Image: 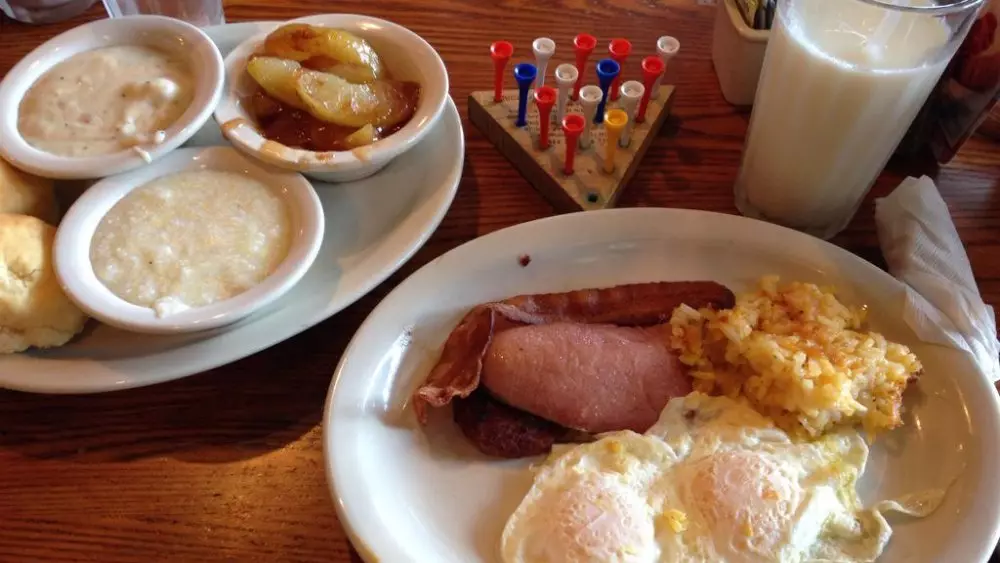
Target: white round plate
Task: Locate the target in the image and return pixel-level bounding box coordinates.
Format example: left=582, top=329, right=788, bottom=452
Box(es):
left=324, top=208, right=1000, bottom=563
left=0, top=23, right=463, bottom=393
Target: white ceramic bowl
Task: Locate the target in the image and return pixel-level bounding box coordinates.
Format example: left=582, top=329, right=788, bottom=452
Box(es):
left=0, top=15, right=224, bottom=181
left=213, top=14, right=449, bottom=183
left=53, top=146, right=325, bottom=335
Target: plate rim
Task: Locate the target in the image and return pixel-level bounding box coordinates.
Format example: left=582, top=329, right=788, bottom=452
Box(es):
left=0, top=19, right=464, bottom=393
left=322, top=206, right=1000, bottom=563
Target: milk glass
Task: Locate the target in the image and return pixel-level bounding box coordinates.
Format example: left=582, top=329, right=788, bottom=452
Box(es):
left=734, top=0, right=985, bottom=240
left=101, top=0, right=223, bottom=27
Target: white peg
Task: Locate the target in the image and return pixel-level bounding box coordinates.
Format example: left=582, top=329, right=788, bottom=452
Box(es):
left=578, top=85, right=603, bottom=149
left=652, top=36, right=680, bottom=100
left=618, top=80, right=644, bottom=147
left=532, top=37, right=555, bottom=88
left=554, top=63, right=578, bottom=124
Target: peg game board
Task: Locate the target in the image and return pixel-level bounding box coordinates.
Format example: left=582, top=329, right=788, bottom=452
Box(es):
left=468, top=84, right=676, bottom=213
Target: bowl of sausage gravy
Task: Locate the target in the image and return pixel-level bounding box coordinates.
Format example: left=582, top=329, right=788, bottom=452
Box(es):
left=0, top=15, right=223, bottom=180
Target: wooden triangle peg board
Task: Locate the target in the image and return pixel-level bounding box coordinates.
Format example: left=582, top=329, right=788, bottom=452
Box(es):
left=468, top=84, right=675, bottom=212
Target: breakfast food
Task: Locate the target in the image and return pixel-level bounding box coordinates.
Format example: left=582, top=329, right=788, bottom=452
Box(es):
left=485, top=278, right=928, bottom=559
left=243, top=23, right=420, bottom=151
left=482, top=323, right=692, bottom=433
left=669, top=276, right=922, bottom=438
left=90, top=170, right=292, bottom=317
left=263, top=23, right=385, bottom=83
left=452, top=387, right=588, bottom=458
left=0, top=158, right=57, bottom=224
left=0, top=214, right=87, bottom=354
left=501, top=393, right=944, bottom=563
left=413, top=281, right=737, bottom=457
left=416, top=275, right=925, bottom=459
left=18, top=45, right=193, bottom=158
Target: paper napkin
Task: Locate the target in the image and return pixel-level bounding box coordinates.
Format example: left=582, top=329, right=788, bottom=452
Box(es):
left=874, top=175, right=1000, bottom=383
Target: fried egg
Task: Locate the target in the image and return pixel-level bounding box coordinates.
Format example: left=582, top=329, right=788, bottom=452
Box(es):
left=500, top=393, right=944, bottom=563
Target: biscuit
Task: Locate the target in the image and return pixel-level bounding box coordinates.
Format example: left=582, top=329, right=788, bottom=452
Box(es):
left=0, top=158, right=58, bottom=224
left=0, top=214, right=87, bottom=354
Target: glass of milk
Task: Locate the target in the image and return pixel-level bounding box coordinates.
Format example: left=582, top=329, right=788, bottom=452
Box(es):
left=734, top=0, right=986, bottom=239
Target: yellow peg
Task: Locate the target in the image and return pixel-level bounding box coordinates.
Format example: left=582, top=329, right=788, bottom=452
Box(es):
left=603, top=109, right=628, bottom=174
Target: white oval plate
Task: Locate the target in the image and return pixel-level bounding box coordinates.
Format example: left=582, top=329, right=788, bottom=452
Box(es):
left=324, top=208, right=1000, bottom=563
left=0, top=23, right=463, bottom=393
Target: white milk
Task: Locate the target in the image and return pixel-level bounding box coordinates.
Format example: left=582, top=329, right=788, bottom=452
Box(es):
left=735, top=0, right=953, bottom=239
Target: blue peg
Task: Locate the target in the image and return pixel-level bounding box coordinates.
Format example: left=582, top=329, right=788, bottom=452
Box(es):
left=594, top=58, right=620, bottom=125
left=514, top=62, right=537, bottom=127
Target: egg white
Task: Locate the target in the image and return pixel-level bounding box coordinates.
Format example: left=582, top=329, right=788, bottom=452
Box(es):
left=500, top=393, right=945, bottom=563
left=501, top=432, right=673, bottom=563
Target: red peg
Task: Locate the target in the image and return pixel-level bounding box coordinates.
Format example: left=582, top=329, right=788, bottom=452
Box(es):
left=534, top=86, right=557, bottom=150
left=636, top=55, right=665, bottom=124
left=571, top=33, right=596, bottom=101
left=491, top=41, right=514, bottom=103
left=561, top=114, right=585, bottom=175
left=608, top=38, right=632, bottom=101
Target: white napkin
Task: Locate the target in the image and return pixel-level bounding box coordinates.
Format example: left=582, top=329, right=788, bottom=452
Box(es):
left=874, top=175, right=1000, bottom=383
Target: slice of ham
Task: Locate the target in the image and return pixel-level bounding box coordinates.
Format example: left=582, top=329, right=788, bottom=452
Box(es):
left=481, top=323, right=691, bottom=433
left=412, top=281, right=735, bottom=423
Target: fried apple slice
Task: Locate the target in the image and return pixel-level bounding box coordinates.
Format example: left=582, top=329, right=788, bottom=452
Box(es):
left=322, top=62, right=382, bottom=85
left=344, top=124, right=376, bottom=147
left=246, top=56, right=304, bottom=109
left=294, top=69, right=413, bottom=128
left=263, top=24, right=383, bottom=83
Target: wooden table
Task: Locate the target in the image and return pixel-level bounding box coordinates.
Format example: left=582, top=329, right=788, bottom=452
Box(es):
left=1, top=1, right=998, bottom=561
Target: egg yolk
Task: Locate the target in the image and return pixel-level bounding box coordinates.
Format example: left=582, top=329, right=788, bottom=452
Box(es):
left=658, top=509, right=689, bottom=533
left=507, top=473, right=658, bottom=563
left=685, top=452, right=801, bottom=561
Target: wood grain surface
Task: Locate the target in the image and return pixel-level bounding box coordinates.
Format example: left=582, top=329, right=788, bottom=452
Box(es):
left=2, top=1, right=999, bottom=561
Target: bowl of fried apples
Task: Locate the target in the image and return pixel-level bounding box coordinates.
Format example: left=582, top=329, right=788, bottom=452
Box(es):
left=213, top=15, right=449, bottom=183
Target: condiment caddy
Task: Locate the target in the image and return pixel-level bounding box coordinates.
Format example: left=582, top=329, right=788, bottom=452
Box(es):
left=711, top=0, right=769, bottom=106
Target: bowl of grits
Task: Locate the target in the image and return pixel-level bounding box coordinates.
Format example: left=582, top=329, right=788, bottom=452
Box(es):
left=213, top=14, right=449, bottom=183
left=0, top=15, right=224, bottom=180
left=52, top=146, right=324, bottom=335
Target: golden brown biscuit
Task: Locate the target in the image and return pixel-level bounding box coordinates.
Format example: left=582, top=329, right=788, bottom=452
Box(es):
left=0, top=158, right=58, bottom=224
left=0, top=214, right=87, bottom=353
